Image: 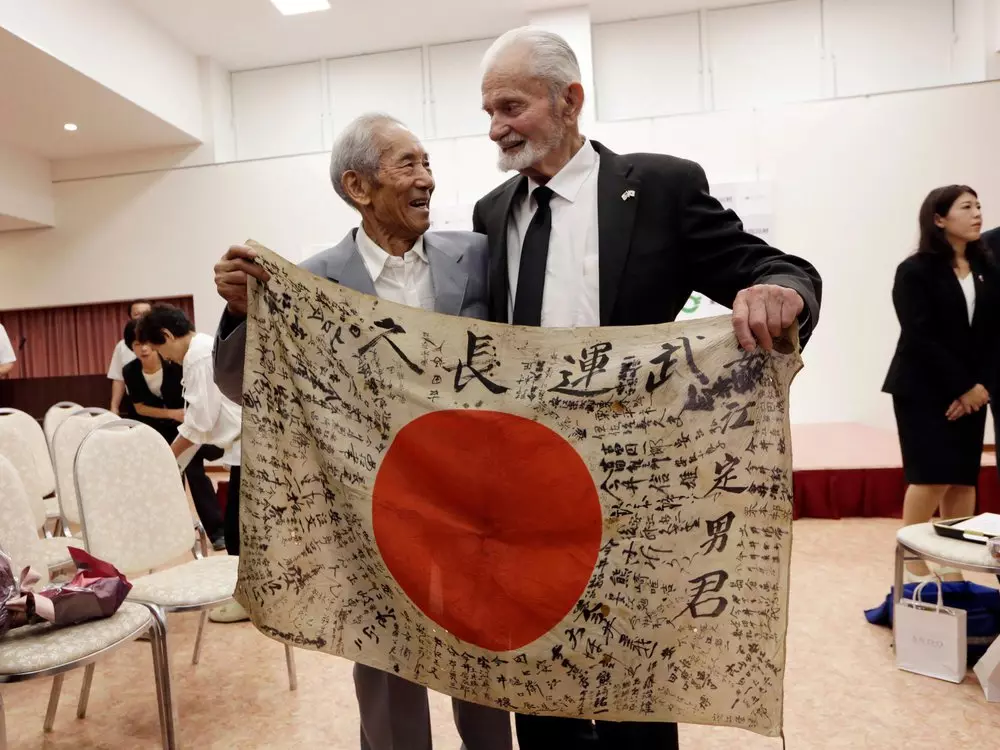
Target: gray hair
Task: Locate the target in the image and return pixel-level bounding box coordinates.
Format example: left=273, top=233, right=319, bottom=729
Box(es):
left=329, top=113, right=404, bottom=208
left=481, top=27, right=581, bottom=93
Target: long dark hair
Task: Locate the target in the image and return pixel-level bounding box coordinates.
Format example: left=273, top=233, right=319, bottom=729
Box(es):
left=917, top=185, right=984, bottom=264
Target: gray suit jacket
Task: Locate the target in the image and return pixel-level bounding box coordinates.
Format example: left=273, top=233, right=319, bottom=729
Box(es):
left=213, top=228, right=489, bottom=404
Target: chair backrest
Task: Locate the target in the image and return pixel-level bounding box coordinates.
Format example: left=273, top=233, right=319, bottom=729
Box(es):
left=0, top=455, right=51, bottom=586
left=75, top=420, right=195, bottom=576
left=42, top=401, right=83, bottom=450
left=0, top=419, right=46, bottom=531
left=43, top=401, right=82, bottom=449
left=53, top=409, right=118, bottom=524
left=0, top=408, right=56, bottom=496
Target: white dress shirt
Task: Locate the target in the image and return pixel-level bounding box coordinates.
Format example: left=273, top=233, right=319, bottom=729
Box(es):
left=507, top=139, right=601, bottom=327
left=959, top=272, right=976, bottom=325
left=107, top=339, right=136, bottom=381
left=356, top=224, right=435, bottom=312
left=178, top=332, right=242, bottom=466
left=0, top=324, right=15, bottom=365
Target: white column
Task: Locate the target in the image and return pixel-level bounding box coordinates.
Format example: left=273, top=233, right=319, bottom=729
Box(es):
left=198, top=57, right=236, bottom=163
left=527, top=6, right=596, bottom=128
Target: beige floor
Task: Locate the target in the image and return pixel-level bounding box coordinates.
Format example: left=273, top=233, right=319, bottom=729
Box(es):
left=3, top=518, right=1000, bottom=749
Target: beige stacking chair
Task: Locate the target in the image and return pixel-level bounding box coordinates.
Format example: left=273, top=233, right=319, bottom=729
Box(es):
left=0, top=427, right=82, bottom=575
left=0, top=409, right=61, bottom=532
left=0, top=452, right=82, bottom=580
left=0, top=456, right=176, bottom=749
left=73, top=421, right=296, bottom=724
left=51, top=408, right=118, bottom=534
left=43, top=402, right=81, bottom=450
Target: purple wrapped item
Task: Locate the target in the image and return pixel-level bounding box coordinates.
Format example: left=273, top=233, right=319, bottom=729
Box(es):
left=0, top=550, right=17, bottom=638
left=3, top=548, right=132, bottom=631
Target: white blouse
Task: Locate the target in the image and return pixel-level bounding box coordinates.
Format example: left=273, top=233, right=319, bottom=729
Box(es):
left=958, top=272, right=976, bottom=325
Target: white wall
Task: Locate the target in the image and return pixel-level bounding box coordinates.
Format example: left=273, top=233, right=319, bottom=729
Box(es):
left=2, top=81, right=999, bottom=430
left=0, top=0, right=204, bottom=139
left=221, top=0, right=993, bottom=163
left=0, top=143, right=53, bottom=229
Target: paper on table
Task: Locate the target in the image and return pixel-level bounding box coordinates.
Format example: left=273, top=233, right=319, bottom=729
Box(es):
left=952, top=513, right=1000, bottom=537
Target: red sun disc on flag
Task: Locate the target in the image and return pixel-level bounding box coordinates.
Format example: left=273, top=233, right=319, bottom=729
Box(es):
left=372, top=410, right=603, bottom=652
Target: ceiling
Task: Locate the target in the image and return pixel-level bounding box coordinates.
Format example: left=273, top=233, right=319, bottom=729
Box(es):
left=0, top=28, right=200, bottom=160
left=128, top=0, right=758, bottom=71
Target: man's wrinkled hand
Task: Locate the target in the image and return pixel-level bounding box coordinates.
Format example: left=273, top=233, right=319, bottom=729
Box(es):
left=214, top=245, right=271, bottom=317
left=732, top=284, right=804, bottom=352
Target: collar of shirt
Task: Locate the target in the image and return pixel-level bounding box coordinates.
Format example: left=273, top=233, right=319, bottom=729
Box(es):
left=356, top=224, right=428, bottom=282
left=526, top=138, right=599, bottom=205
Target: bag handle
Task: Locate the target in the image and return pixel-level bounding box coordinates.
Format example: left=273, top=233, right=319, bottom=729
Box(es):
left=911, top=574, right=945, bottom=611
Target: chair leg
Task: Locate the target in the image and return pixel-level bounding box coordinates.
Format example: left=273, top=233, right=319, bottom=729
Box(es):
left=77, top=663, right=96, bottom=719
left=1, top=687, right=7, bottom=750
left=192, top=610, right=208, bottom=665
left=284, top=644, right=298, bottom=692
left=43, top=674, right=65, bottom=732
left=148, top=626, right=168, bottom=749
left=148, top=608, right=178, bottom=750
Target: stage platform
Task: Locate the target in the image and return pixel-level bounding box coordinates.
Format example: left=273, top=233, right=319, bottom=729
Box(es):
left=791, top=423, right=999, bottom=519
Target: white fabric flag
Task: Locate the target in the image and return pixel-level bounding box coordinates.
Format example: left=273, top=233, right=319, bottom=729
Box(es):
left=236, top=243, right=802, bottom=737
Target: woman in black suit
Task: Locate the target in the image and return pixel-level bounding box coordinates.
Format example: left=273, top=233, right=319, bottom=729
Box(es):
left=883, top=185, right=997, bottom=581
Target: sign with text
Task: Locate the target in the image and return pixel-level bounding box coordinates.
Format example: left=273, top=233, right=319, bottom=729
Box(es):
left=236, top=244, right=801, bottom=737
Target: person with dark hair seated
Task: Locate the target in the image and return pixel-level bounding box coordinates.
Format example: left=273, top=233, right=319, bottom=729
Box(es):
left=136, top=304, right=245, bottom=622
left=108, top=299, right=152, bottom=416
left=122, top=320, right=226, bottom=550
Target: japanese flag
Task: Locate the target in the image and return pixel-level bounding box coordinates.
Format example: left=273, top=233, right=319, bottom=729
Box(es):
left=237, top=243, right=801, bottom=737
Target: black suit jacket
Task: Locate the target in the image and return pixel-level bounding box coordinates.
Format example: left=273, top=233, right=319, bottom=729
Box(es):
left=472, top=141, right=822, bottom=345
left=122, top=357, right=184, bottom=443
left=882, top=251, right=1000, bottom=403
left=984, top=227, right=1000, bottom=255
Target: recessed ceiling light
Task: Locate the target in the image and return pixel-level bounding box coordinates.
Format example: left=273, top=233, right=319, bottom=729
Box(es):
left=63, top=123, right=78, bottom=132
left=270, top=0, right=330, bottom=15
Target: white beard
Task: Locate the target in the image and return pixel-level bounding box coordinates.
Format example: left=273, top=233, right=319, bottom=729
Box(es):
left=496, top=124, right=566, bottom=173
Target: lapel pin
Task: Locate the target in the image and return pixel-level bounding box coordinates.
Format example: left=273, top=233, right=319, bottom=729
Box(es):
left=621, top=189, right=636, bottom=201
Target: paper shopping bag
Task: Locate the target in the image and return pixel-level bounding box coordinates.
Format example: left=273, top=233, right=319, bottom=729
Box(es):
left=895, top=580, right=967, bottom=683
left=974, top=635, right=1000, bottom=701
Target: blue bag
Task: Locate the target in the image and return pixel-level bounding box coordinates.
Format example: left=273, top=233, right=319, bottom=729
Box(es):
left=865, top=581, right=1000, bottom=661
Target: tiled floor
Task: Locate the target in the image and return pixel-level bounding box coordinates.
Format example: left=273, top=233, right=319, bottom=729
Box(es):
left=3, top=518, right=999, bottom=749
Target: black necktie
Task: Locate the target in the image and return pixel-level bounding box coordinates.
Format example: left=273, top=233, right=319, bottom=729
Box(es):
left=512, top=185, right=554, bottom=326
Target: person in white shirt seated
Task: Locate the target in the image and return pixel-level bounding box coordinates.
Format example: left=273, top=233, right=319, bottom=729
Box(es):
left=108, top=300, right=152, bottom=415
left=135, top=304, right=246, bottom=622
left=0, top=323, right=16, bottom=378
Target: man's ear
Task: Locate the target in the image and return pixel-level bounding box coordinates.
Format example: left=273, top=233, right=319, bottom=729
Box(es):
left=343, top=171, right=373, bottom=208
left=563, top=82, right=585, bottom=123
left=160, top=329, right=175, bottom=344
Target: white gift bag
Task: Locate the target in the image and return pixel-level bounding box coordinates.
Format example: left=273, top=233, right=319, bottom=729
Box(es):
left=974, top=635, right=1000, bottom=701
left=895, top=579, right=967, bottom=683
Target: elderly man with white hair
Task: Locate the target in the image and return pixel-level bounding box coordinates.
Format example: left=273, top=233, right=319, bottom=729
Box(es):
left=473, top=27, right=823, bottom=750
left=212, top=113, right=513, bottom=750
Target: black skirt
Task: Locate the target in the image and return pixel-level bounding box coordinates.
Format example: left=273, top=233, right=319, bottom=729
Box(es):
left=893, top=395, right=987, bottom=486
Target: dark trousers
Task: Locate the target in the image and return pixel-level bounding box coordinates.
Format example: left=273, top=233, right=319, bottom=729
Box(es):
left=225, top=465, right=241, bottom=556
left=183, top=445, right=224, bottom=541
left=514, top=715, right=679, bottom=750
